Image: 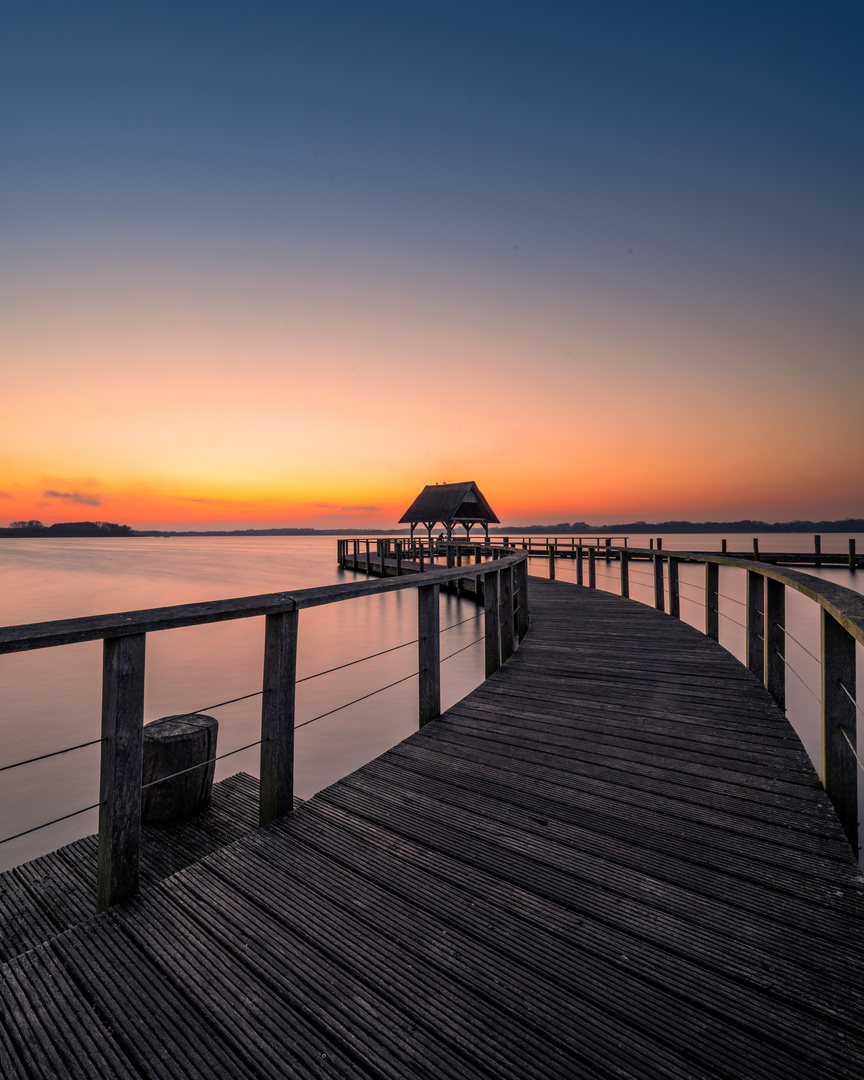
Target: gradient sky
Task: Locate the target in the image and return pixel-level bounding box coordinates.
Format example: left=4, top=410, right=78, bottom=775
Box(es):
left=2, top=1, right=863, bottom=529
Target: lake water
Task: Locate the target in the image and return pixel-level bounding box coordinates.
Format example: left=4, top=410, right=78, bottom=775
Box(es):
left=1, top=532, right=862, bottom=872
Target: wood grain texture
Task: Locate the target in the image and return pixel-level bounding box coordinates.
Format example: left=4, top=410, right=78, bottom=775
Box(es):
left=2, top=578, right=863, bottom=1079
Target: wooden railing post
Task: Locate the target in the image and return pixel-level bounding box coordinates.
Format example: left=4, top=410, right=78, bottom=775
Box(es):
left=97, top=633, right=146, bottom=912
left=653, top=553, right=664, bottom=611
left=260, top=607, right=298, bottom=826
left=821, top=609, right=858, bottom=852
left=620, top=549, right=629, bottom=598
left=576, top=545, right=584, bottom=585
left=500, top=565, right=515, bottom=662
left=588, top=547, right=596, bottom=588
left=668, top=557, right=680, bottom=619
left=605, top=537, right=611, bottom=562
left=515, top=558, right=529, bottom=641
left=548, top=545, right=555, bottom=580
left=418, top=583, right=440, bottom=726
left=764, top=577, right=786, bottom=711
left=484, top=568, right=500, bottom=677
left=705, top=562, right=719, bottom=640
left=746, top=571, right=764, bottom=681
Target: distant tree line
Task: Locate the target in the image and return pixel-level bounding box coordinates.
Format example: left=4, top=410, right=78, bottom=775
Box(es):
left=1, top=521, right=135, bottom=537
left=488, top=519, right=864, bottom=534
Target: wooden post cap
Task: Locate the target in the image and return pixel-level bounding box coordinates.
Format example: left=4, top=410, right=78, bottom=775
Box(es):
left=141, top=714, right=218, bottom=824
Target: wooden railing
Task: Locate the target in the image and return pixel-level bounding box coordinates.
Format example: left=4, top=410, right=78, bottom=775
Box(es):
left=553, top=544, right=864, bottom=854
left=0, top=551, right=529, bottom=909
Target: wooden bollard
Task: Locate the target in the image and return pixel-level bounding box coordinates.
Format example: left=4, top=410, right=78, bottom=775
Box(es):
left=141, top=714, right=218, bottom=824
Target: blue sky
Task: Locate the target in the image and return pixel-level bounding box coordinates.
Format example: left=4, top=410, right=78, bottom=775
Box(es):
left=3, top=2, right=863, bottom=527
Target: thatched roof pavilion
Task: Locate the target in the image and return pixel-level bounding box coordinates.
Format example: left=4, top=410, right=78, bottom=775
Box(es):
left=398, top=481, right=499, bottom=541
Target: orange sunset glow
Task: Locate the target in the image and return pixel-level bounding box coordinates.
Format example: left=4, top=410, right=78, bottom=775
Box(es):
left=3, top=5, right=863, bottom=531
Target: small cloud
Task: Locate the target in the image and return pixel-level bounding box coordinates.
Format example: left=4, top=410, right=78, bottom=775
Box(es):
left=43, top=489, right=103, bottom=507
left=0, top=491, right=10, bottom=498
left=181, top=497, right=225, bottom=504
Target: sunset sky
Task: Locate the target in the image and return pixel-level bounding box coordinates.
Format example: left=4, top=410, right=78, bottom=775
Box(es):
left=3, top=1, right=862, bottom=529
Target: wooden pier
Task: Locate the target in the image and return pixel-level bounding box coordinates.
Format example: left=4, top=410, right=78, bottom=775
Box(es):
left=3, top=576, right=864, bottom=1078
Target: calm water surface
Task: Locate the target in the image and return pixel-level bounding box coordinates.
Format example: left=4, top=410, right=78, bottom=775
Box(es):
left=2, top=533, right=862, bottom=871
left=0, top=537, right=485, bottom=870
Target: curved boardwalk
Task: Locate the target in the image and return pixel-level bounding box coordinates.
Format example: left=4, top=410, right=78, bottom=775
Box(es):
left=3, top=578, right=864, bottom=1079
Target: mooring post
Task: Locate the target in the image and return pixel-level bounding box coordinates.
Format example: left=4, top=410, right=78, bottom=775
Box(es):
left=821, top=609, right=858, bottom=853
left=851, top=539, right=857, bottom=571
left=746, top=571, right=765, bottom=681
left=620, top=549, right=629, bottom=598
left=814, top=534, right=822, bottom=568
left=705, top=562, right=719, bottom=640
left=500, top=565, right=515, bottom=662
left=588, top=547, right=596, bottom=588
left=721, top=538, right=727, bottom=553
left=668, top=557, right=680, bottom=618
left=764, top=577, right=786, bottom=711
left=417, top=583, right=440, bottom=726
left=752, top=538, right=760, bottom=561
left=97, top=633, right=146, bottom=912
left=260, top=607, right=298, bottom=827
left=653, top=553, right=664, bottom=611
left=576, top=545, right=584, bottom=585
left=484, top=568, right=500, bottom=677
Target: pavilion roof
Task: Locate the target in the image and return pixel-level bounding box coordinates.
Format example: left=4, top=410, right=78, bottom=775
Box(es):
left=398, top=482, right=499, bottom=526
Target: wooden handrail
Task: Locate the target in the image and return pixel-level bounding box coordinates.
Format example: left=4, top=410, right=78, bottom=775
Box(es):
left=2, top=549, right=529, bottom=908
left=568, top=544, right=863, bottom=855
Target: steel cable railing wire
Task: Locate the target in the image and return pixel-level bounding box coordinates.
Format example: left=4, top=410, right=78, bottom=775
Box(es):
left=0, top=738, right=102, bottom=775
left=839, top=681, right=864, bottom=722
left=839, top=725, right=864, bottom=775
left=0, top=605, right=488, bottom=847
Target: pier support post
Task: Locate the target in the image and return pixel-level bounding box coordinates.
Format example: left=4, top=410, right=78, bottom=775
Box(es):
left=764, top=577, right=786, bottom=712
left=705, top=562, right=719, bottom=640
left=500, top=565, right=515, bottom=662
left=97, top=633, right=146, bottom=912
left=418, top=583, right=440, bottom=726
left=668, top=557, right=680, bottom=619
left=515, top=558, right=529, bottom=641
left=484, top=569, right=500, bottom=678
left=822, top=610, right=857, bottom=853
left=653, top=553, right=664, bottom=611
left=620, top=550, right=629, bottom=598
left=746, top=571, right=764, bottom=681
left=260, top=607, right=298, bottom=826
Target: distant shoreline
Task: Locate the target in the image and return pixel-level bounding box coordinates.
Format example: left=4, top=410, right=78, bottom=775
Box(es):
left=2, top=518, right=863, bottom=538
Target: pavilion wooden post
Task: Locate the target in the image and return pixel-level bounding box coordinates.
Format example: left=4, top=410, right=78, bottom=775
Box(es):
left=821, top=609, right=857, bottom=852
left=97, top=633, right=146, bottom=912
left=484, top=568, right=500, bottom=677
left=620, top=550, right=630, bottom=598
left=588, top=547, right=596, bottom=588
left=764, top=577, right=786, bottom=712
left=418, top=583, right=440, bottom=726
left=500, top=565, right=515, bottom=662
left=653, top=553, right=664, bottom=611
left=260, top=607, right=298, bottom=826
left=746, top=571, right=764, bottom=681
left=668, top=557, right=680, bottom=619
left=705, top=562, right=719, bottom=640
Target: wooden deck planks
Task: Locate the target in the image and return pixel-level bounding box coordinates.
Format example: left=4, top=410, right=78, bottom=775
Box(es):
left=2, top=576, right=864, bottom=1078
